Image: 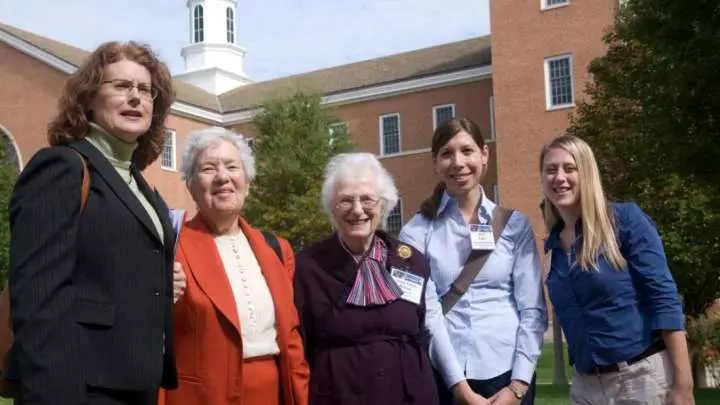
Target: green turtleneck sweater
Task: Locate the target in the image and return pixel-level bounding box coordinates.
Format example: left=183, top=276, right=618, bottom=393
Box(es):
left=85, top=123, right=165, bottom=244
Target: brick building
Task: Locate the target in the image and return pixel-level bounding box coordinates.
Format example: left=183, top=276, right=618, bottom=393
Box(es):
left=0, top=0, right=622, bottom=237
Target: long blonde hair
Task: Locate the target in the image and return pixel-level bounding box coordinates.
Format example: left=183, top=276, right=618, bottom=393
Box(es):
left=539, top=135, right=627, bottom=271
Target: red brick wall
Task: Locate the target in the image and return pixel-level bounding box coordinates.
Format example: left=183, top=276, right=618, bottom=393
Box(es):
left=0, top=42, right=68, bottom=167
left=490, top=0, right=618, bottom=239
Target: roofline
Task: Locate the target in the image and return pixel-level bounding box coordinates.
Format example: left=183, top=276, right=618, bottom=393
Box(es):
left=220, top=64, right=493, bottom=125
left=0, top=28, right=75, bottom=74
left=1, top=27, right=493, bottom=127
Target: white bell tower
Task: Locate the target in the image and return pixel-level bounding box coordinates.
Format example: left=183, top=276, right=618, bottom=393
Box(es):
left=175, top=0, right=252, bottom=95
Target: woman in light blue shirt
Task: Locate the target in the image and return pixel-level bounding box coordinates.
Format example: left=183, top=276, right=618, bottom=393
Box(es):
left=400, top=117, right=547, bottom=405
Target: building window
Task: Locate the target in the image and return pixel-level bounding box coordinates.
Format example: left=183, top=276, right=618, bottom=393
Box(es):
left=432, top=104, right=455, bottom=130
left=544, top=54, right=574, bottom=109
left=161, top=129, right=176, bottom=170
left=379, top=113, right=401, bottom=155
left=386, top=199, right=403, bottom=235
left=488, top=96, right=496, bottom=141
left=193, top=5, right=204, bottom=43
left=328, top=122, right=348, bottom=146
left=543, top=0, right=570, bottom=9
left=226, top=8, right=235, bottom=43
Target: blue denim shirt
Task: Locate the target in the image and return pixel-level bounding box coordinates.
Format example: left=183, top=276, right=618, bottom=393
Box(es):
left=400, top=190, right=547, bottom=387
left=544, top=202, right=684, bottom=373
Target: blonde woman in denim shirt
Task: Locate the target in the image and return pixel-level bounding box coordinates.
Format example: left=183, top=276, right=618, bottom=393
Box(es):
left=400, top=118, right=547, bottom=405
left=540, top=135, right=693, bottom=405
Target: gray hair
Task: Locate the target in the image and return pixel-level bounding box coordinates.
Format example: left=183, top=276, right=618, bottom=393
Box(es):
left=180, top=126, right=256, bottom=182
left=321, top=152, right=399, bottom=223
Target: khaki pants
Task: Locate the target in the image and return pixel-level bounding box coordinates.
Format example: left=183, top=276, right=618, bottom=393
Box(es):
left=570, top=350, right=673, bottom=405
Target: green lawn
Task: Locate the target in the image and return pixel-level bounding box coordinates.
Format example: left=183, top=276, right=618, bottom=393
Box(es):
left=535, top=343, right=720, bottom=404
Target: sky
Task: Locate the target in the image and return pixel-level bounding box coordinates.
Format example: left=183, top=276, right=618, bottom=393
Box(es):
left=0, top=0, right=490, bottom=82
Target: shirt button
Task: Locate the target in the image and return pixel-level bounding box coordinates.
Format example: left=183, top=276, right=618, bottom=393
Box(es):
left=152, top=249, right=160, bottom=254
left=154, top=290, right=160, bottom=296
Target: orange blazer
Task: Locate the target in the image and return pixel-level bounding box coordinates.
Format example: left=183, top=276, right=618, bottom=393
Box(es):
left=159, top=215, right=309, bottom=405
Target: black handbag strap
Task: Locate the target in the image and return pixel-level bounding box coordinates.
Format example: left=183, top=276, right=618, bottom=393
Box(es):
left=440, top=206, right=514, bottom=314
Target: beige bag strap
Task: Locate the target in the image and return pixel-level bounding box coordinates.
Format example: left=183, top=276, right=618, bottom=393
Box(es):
left=440, top=206, right=514, bottom=314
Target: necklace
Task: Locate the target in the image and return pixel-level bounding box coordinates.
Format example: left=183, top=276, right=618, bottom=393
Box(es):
left=338, top=236, right=367, bottom=264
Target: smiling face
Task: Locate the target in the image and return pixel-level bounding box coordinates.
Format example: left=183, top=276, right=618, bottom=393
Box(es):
left=189, top=139, right=249, bottom=219
left=541, top=147, right=580, bottom=212
left=331, top=178, right=384, bottom=253
left=433, top=130, right=489, bottom=197
left=88, top=59, right=153, bottom=143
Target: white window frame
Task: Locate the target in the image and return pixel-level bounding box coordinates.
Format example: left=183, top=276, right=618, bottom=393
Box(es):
left=432, top=104, right=455, bottom=130
left=544, top=54, right=575, bottom=110
left=488, top=96, right=496, bottom=141
left=328, top=121, right=347, bottom=146
left=161, top=129, right=176, bottom=171
left=385, top=199, right=403, bottom=234
left=378, top=113, right=402, bottom=156
left=542, top=0, right=570, bottom=10
left=193, top=5, right=204, bottom=43
left=226, top=7, right=235, bottom=44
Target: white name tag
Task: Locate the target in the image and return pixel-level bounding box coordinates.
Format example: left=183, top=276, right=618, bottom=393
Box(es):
left=390, top=267, right=424, bottom=305
left=469, top=224, right=495, bottom=250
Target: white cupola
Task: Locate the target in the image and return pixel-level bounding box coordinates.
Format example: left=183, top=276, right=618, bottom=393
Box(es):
left=175, top=0, right=252, bottom=95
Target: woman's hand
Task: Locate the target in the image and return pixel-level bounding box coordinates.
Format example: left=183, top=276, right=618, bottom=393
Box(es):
left=451, top=381, right=491, bottom=405
left=173, top=261, right=187, bottom=303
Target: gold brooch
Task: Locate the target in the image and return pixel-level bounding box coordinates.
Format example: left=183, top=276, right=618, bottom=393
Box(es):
left=397, top=245, right=412, bottom=260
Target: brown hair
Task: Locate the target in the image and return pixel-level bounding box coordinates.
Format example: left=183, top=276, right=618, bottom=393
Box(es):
left=47, top=41, right=175, bottom=170
left=418, top=117, right=486, bottom=219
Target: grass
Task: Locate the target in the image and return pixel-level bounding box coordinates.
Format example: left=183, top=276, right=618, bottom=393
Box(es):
left=535, top=343, right=720, bottom=404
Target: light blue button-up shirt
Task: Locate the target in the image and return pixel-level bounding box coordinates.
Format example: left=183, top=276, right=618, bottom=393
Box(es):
left=399, top=190, right=547, bottom=388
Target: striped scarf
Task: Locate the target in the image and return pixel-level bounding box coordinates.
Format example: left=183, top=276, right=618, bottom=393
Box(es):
left=345, top=237, right=402, bottom=307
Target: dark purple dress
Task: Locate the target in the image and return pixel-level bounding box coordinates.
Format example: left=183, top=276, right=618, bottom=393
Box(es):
left=294, top=232, right=438, bottom=405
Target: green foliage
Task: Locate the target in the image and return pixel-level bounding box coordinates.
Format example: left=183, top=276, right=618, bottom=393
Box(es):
left=686, top=314, right=720, bottom=367
left=567, top=0, right=720, bottom=317
left=243, top=93, right=354, bottom=250
left=0, top=137, right=19, bottom=285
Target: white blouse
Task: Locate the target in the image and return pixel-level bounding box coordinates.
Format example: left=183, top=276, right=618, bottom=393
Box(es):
left=215, top=232, right=280, bottom=359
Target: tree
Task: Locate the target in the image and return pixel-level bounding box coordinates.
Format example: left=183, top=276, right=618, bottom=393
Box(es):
left=0, top=137, right=19, bottom=285
left=567, top=0, right=720, bottom=319
left=243, top=93, right=354, bottom=250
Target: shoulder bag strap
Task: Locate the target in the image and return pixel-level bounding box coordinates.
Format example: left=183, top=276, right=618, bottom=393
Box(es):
left=440, top=206, right=514, bottom=315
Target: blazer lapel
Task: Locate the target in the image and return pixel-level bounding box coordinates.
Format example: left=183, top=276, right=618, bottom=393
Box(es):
left=180, top=216, right=241, bottom=336
left=71, top=140, right=162, bottom=244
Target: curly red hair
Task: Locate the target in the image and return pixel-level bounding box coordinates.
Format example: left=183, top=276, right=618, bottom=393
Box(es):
left=47, top=41, right=175, bottom=170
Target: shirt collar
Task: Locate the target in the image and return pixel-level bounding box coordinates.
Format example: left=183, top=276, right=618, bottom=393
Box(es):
left=84, top=122, right=138, bottom=165
left=437, top=186, right=495, bottom=219
left=543, top=217, right=583, bottom=253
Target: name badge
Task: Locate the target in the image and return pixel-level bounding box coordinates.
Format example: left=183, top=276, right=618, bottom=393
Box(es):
left=469, top=224, right=495, bottom=250
left=390, top=267, right=424, bottom=305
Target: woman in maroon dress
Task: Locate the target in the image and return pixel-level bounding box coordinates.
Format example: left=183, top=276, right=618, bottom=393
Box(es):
left=294, top=153, right=438, bottom=405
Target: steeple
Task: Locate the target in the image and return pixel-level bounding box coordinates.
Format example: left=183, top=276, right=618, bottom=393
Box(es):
left=175, top=0, right=252, bottom=95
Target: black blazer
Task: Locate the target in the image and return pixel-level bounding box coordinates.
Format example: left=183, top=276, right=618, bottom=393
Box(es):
left=8, top=139, right=178, bottom=404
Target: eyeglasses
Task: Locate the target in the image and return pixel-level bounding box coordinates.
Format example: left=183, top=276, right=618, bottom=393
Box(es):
left=334, top=195, right=382, bottom=211
left=101, top=79, right=159, bottom=101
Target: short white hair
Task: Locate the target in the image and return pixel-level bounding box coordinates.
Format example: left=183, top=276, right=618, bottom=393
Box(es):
left=321, top=152, right=399, bottom=222
left=180, top=126, right=256, bottom=182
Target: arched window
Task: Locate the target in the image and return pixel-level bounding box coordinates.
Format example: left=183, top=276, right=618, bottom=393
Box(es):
left=0, top=125, right=22, bottom=171
left=226, top=8, right=235, bottom=43
left=193, top=5, right=204, bottom=43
